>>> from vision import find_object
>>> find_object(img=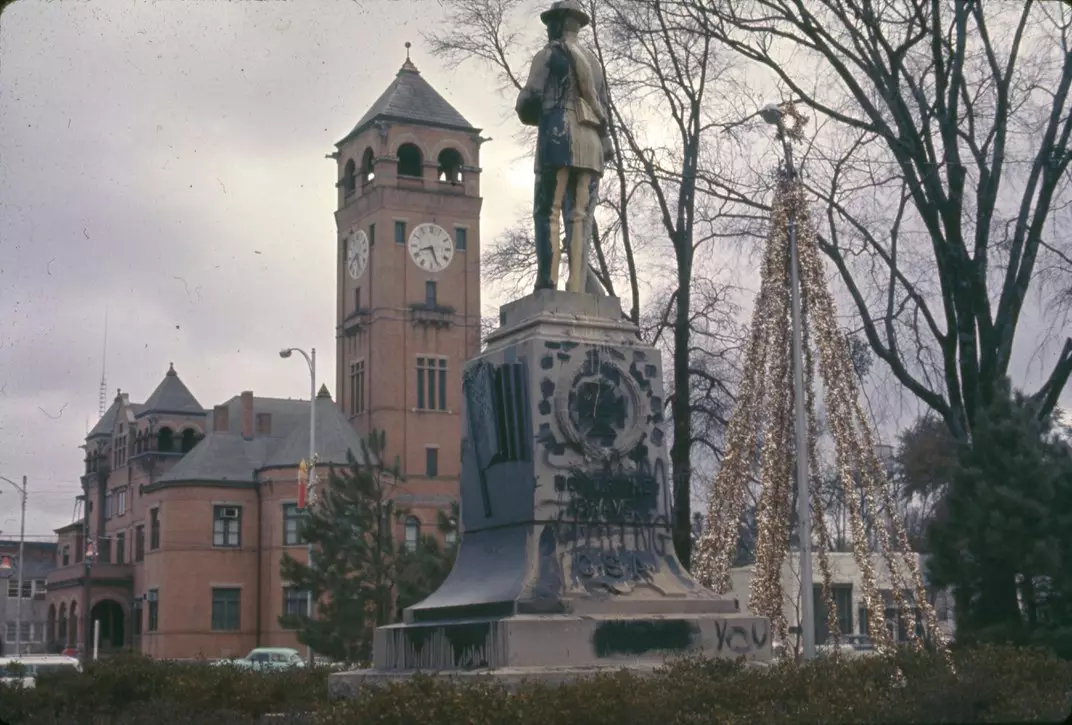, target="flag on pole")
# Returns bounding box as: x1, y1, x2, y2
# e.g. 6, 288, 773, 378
297, 459, 308, 509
